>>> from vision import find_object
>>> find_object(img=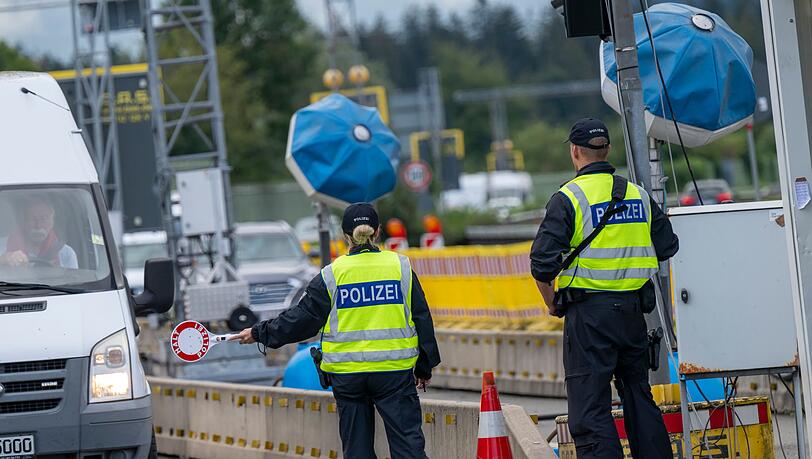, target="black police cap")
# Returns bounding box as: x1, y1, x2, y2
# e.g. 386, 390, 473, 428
565, 118, 611, 150
342, 202, 379, 235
